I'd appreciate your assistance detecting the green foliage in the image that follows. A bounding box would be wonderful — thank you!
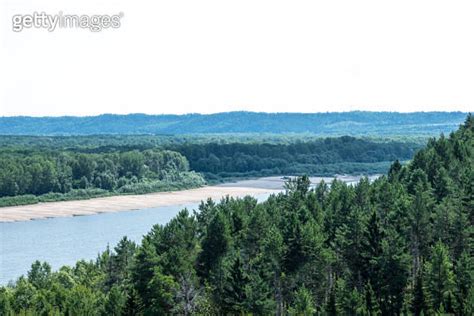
[426,241,455,312]
[412,270,427,316]
[288,286,316,315]
[176,137,418,179]
[197,211,230,279]
[0,114,472,315]
[0,132,422,188]
[104,285,126,316]
[0,131,422,205]
[0,149,204,206]
[0,111,466,135]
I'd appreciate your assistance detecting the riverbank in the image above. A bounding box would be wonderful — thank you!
[0,186,276,222]
[0,175,376,222]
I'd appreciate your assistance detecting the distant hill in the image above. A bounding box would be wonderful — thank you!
[0,111,468,136]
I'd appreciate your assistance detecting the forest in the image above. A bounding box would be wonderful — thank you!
[0,111,466,136]
[171,137,418,180]
[0,116,472,315]
[0,149,204,206]
[0,136,419,206]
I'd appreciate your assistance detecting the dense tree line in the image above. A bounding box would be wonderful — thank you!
[0,135,421,201]
[0,134,427,150]
[1,115,472,315]
[172,137,417,179]
[0,149,204,203]
[0,111,466,136]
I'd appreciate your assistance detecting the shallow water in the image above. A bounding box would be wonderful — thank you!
[0,193,273,284]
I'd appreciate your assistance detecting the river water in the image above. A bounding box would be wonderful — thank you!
[0,175,378,284]
[0,193,273,284]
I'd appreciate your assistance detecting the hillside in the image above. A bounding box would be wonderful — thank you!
[0,111,467,136]
[1,115,472,315]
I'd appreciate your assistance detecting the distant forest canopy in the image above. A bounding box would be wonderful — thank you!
[1,118,472,315]
[0,111,467,136]
[0,133,429,149]
[171,137,419,179]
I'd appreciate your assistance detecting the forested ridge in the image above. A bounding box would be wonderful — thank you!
[0,115,473,315]
[0,111,466,136]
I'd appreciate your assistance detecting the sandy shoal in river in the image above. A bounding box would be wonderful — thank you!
[0,175,375,222]
[0,186,279,222]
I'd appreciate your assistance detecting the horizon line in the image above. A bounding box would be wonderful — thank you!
[1,110,469,118]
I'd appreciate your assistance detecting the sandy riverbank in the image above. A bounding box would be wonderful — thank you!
[0,186,278,223]
[0,175,376,222]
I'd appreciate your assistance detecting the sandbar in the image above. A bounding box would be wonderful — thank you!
[0,175,375,222]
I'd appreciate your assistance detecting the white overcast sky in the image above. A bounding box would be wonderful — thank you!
[0,0,473,116]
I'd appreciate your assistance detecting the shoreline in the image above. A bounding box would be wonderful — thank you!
[0,175,375,223]
[0,186,279,223]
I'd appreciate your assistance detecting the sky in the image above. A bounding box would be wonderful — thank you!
[0,0,473,116]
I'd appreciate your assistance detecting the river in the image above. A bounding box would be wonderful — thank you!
[0,175,378,284]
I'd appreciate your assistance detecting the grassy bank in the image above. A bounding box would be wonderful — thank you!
[0,172,205,207]
[0,161,395,207]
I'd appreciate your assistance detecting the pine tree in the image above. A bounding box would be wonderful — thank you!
[377,231,410,315]
[288,286,316,316]
[338,280,364,316]
[262,225,285,316]
[284,175,311,197]
[388,159,402,182]
[409,181,434,277]
[283,214,306,273]
[298,219,327,290]
[197,212,230,278]
[147,267,178,315]
[244,268,275,315]
[123,287,142,316]
[361,210,384,294]
[106,237,136,289]
[104,285,126,316]
[432,199,454,249]
[426,241,455,312]
[131,236,159,309]
[433,167,453,201]
[454,251,473,315]
[451,200,471,260]
[195,198,217,236]
[221,254,250,314]
[334,206,366,290]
